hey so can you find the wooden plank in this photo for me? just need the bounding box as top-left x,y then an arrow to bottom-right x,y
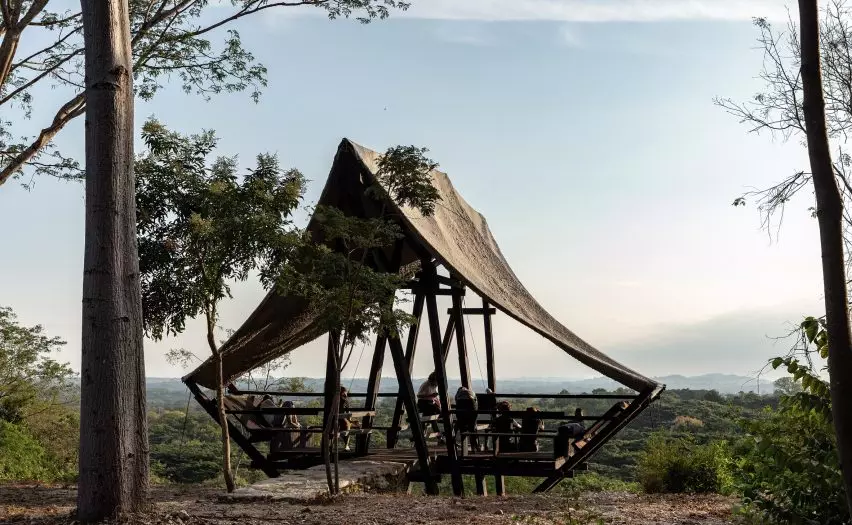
451,409 -> 571,419
441,315 -> 456,362
475,474 -> 487,496
446,307 -> 496,315
451,289 -> 472,390
423,264 -> 464,497
480,393 -> 638,400
388,292 -> 425,448
232,391 -> 400,398
387,333 -> 438,495
482,299 -> 496,392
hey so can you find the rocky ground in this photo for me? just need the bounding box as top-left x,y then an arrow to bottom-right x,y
0,484 -> 739,525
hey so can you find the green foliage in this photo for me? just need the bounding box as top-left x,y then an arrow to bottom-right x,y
0,420 -> 49,481
274,146 -> 440,350
638,432 -> 732,494
2,0 -> 410,183
0,306 -> 74,423
735,334 -> 848,524
136,118 -> 305,340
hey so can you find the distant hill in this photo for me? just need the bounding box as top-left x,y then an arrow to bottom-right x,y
148,372 -> 774,395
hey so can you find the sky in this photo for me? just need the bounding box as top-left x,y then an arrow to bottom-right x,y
0,0 -> 826,384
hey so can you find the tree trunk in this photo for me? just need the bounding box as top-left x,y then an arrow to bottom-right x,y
208,320 -> 235,493
77,0 -> 148,520
798,0 -> 852,514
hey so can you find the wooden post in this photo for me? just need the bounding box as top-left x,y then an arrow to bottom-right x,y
495,474 -> 506,496
441,315 -> 456,362
475,474 -> 488,496
451,289 -> 472,390
388,293 -> 425,448
482,299 -> 496,392
387,334 -> 438,495
323,332 -> 339,433
482,298 -> 500,491
423,264 -> 464,497
358,334 -> 387,454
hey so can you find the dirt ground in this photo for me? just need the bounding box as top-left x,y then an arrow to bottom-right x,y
0,484 -> 739,525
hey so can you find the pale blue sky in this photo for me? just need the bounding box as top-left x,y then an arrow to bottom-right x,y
1,1 -> 824,383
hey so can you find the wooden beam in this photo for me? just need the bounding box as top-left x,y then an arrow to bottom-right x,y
482,299 -> 496,392
446,307 -> 496,315
423,264 -> 464,497
388,293 -> 425,448
475,474 -> 487,496
441,315 -> 456,362
358,334 -> 388,454
451,291 -> 472,390
323,332 -> 339,432
387,334 -> 438,495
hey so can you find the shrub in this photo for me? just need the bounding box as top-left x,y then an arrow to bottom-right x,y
735,349 -> 849,524
672,415 -> 704,429
0,420 -> 49,481
638,432 -> 731,494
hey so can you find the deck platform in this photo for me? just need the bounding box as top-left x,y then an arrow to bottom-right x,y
225,448 -> 419,503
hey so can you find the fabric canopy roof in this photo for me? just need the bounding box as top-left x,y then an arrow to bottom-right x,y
185,139 -> 659,392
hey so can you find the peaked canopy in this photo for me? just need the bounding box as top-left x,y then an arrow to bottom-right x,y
186,139 -> 659,392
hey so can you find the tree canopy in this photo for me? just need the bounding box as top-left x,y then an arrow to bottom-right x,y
0,0 -> 409,188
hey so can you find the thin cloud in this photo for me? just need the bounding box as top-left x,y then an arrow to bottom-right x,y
403,0 -> 787,22
558,25 -> 583,47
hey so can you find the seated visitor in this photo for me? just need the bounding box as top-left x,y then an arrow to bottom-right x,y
478,388 -> 497,451
518,407 -> 545,452
455,386 -> 479,452
259,394 -> 282,427
417,372 -> 442,436
554,407 -> 586,458
339,386 -> 353,451
272,400 -> 302,452
492,400 -> 520,453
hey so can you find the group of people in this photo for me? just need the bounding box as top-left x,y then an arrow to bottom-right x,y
416,373 -> 587,456
254,386 -> 358,454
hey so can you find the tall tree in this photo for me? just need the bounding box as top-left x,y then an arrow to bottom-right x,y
796,0 -> 852,512
77,0 -> 147,520
136,119 -> 304,492
717,1 -> 852,512
0,0 -> 408,188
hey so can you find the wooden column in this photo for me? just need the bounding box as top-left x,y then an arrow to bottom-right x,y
388,334 -> 438,495
451,290 -> 472,390
482,298 -> 496,392
388,293 -> 425,448
441,315 -> 456,362
423,264 -> 464,497
323,332 -> 340,432
475,474 -> 488,496
358,334 -> 388,454
481,298 -> 502,492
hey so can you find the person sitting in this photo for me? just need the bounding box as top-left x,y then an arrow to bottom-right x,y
417,372 -> 442,437
478,388 -> 497,452
518,407 -> 545,452
272,400 -> 302,452
492,400 -> 520,454
338,386 -> 353,451
454,386 -> 479,452
259,394 -> 282,427
554,407 -> 586,458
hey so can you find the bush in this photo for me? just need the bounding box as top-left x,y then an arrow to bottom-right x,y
638,432 -> 732,494
735,350 -> 849,524
0,420 -> 49,481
